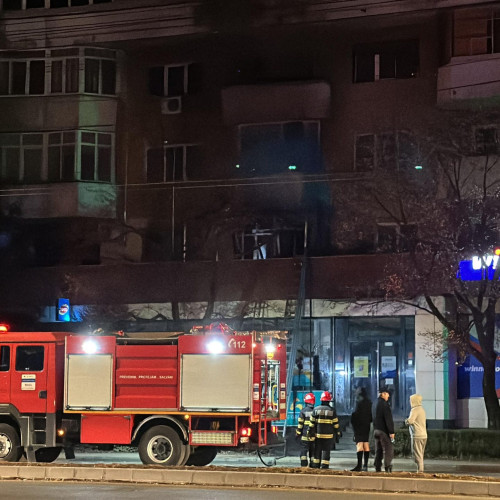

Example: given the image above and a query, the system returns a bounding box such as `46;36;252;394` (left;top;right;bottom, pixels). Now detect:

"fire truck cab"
0;326;287;466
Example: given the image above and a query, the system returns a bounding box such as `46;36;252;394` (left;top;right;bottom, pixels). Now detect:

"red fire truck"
0;324;287;466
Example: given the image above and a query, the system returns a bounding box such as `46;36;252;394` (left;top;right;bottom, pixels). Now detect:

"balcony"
0;94;117;132
0;182;117;219
437;54;500;107
222;81;330;125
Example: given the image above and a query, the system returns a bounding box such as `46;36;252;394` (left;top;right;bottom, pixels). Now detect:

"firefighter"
295;392;316;467
308;390;339;469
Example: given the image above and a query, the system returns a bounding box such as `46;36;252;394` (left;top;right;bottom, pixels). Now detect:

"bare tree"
372;110;500;429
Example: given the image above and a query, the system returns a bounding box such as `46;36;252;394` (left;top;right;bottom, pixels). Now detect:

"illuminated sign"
57;298;71;322
459;249;500;281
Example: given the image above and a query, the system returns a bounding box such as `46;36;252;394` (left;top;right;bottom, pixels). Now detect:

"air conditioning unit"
161;96;182;115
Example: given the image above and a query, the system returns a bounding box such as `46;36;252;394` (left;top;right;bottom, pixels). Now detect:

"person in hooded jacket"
296;392;316;467
350;386;372;471
405;394;427;473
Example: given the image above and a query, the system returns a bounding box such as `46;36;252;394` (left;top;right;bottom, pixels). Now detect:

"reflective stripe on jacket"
296;404;315;441
309;403;340;439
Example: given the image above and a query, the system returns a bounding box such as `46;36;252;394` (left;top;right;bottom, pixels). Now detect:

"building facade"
1;0;499;428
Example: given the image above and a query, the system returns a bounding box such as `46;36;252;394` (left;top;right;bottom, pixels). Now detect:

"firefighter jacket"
296;403;315;442
308;403;340;439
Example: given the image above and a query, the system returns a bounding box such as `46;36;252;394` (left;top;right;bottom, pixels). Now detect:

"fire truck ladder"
282;221;308;440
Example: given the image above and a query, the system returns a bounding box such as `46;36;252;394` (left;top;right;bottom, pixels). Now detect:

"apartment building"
0;0;499;427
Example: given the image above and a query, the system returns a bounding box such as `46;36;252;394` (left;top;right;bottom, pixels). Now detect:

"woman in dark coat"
350;387;372;471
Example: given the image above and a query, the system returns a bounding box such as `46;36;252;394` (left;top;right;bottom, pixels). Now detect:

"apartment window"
1;0;111;8
354;40;419;83
0;57;45;95
51;57;79;93
355;131;417;171
376;223;417;253
0;133;43;183
80;131;112;181
454;7;500;56
84;56;116;94
475;126;499;155
0;48;116;95
146;144;202;183
233;225;305;260
0;131;113;184
48;131;77;181
148;63;202;97
239;121;321;176
354;134;375;172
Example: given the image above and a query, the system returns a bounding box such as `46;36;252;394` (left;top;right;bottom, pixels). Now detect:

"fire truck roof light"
0;324;9;332
207;339;224;354
82;339;99;354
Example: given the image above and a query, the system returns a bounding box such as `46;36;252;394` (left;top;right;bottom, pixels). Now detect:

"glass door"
349;339;400;417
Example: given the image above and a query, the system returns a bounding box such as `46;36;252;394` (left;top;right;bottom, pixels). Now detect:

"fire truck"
0;323;287;466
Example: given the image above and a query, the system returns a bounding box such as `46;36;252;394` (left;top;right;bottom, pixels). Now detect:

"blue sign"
459;254;500;281
457;354;500;399
57;298;71;322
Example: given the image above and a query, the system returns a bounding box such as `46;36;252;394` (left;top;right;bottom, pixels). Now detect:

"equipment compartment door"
181;354;251;411
65;354;113;410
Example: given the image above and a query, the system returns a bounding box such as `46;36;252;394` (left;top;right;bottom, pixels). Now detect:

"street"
0;482;494;500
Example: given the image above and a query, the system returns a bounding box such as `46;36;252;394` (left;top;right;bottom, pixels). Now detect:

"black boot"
350;451;363;471
362;451;369;471
385;465;393;473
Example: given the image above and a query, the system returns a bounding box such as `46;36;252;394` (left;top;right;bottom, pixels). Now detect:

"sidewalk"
227;427;500;478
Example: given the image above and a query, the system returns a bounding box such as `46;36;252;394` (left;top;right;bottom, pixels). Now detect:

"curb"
0;465;499;496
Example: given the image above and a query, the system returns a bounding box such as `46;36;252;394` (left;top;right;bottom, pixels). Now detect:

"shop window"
15;345;44;372
475;126;499;155
353;39;419;83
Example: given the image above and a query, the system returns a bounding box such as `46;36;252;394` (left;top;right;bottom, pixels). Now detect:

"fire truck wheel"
138;425;182;466
35;447;62;463
0;424;22;462
185;446;218;466
178;443;191;466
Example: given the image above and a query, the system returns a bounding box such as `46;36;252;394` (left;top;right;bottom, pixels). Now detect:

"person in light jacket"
405;394;427;473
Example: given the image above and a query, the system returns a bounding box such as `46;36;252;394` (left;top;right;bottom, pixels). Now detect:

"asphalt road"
0;482;494;500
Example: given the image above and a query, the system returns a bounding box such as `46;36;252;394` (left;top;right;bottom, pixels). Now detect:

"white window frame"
0;0;112;9
163;64;189;97
0;57;46;95
0;47;117;96
0;130;114;183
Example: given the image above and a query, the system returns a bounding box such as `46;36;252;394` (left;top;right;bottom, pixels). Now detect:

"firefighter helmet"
304;393;315;405
320;391;333;402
